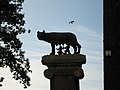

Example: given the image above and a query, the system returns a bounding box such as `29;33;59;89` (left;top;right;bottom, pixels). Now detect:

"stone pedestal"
42;54;86;90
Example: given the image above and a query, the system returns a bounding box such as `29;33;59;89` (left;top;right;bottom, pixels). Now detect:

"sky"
0;0;103;90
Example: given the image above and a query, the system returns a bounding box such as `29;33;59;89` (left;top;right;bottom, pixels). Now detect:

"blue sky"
0;0;103;90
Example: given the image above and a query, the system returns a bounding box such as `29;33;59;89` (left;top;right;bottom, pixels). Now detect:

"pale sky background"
0;0;103;90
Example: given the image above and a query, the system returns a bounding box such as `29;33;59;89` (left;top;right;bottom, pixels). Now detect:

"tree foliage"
0;0;32;88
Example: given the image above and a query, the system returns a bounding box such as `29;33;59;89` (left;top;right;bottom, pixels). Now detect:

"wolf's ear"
37;31;39;33
43;30;45;33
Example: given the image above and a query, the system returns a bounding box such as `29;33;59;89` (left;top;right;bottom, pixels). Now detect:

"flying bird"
28;30;31;33
69;21;74;24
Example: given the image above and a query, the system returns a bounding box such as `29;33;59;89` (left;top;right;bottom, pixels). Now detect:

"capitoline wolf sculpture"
37;30;81;55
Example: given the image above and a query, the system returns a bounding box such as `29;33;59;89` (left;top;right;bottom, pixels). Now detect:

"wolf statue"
37;30;81;55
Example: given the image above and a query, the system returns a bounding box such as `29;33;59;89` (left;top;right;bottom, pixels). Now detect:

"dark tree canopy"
0;0;31;88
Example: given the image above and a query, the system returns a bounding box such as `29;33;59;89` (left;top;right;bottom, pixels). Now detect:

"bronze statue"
56;44;63;55
37;30;81;55
64;43;71;54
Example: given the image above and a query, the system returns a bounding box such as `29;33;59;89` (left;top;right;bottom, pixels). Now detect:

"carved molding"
44;66;84;79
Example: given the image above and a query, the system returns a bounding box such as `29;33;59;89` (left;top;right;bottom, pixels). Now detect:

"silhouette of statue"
37;30;81;55
57;44;63;55
64;44;71;54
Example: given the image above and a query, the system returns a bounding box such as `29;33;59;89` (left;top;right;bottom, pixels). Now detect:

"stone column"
42;54;86;90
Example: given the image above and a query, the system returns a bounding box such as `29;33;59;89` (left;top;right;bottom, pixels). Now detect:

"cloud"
74;25;102;39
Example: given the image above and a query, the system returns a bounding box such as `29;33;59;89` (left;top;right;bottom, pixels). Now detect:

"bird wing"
69;21;74;24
